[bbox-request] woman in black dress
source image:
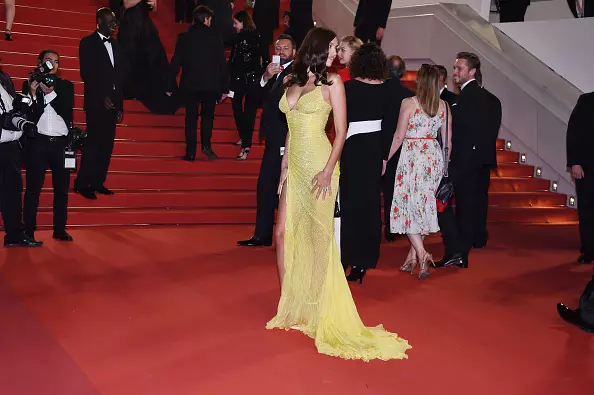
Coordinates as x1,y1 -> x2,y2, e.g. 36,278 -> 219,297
118,0 -> 178,114
228,10 -> 262,160
340,44 -> 400,283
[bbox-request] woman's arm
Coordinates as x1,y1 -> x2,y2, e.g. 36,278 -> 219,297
387,98 -> 412,161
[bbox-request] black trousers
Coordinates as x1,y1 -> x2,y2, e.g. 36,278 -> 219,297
24,135 -> 70,235
381,151 -> 400,238
254,144 -> 283,242
576,166 -> 594,257
184,91 -> 217,156
75,108 -> 117,190
473,166 -> 491,245
259,28 -> 274,65
231,82 -> 259,149
0,141 -> 24,240
175,0 -> 196,23
354,26 -> 381,45
437,203 -> 461,256
499,2 -> 529,23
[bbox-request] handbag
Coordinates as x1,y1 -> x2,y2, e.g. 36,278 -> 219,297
435,102 -> 454,204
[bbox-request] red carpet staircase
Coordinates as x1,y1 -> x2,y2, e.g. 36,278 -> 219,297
0,0 -> 577,227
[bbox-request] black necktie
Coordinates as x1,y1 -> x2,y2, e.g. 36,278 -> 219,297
102,37 -> 112,43
272,68 -> 286,91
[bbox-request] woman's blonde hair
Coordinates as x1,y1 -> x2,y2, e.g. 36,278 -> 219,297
340,35 -> 363,52
415,64 -> 441,117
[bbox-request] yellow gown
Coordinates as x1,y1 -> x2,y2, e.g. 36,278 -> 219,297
266,85 -> 411,361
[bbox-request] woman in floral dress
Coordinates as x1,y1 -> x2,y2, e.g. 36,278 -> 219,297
384,65 -> 452,279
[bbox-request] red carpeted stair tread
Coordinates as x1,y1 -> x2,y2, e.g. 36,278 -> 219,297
105,157 -> 261,174
111,141 -> 265,158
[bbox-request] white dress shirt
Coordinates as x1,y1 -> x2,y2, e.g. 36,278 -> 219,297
38,91 -> 69,137
97,31 -> 114,67
0,83 -> 23,143
260,61 -> 293,87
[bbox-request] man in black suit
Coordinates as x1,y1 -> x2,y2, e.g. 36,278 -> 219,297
436,52 -> 493,268
237,34 -> 296,247
289,0 -> 314,49
170,5 -> 229,161
253,0 -> 280,64
437,65 -> 457,108
498,0 -> 530,22
23,50 -> 74,242
0,65 -> 43,247
74,8 -> 123,200
353,0 -> 392,44
473,70 -> 501,248
567,0 -> 593,18
566,91 -> 594,264
200,0 -> 236,44
382,55 -> 414,242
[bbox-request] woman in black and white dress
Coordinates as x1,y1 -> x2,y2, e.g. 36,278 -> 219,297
340,44 -> 400,283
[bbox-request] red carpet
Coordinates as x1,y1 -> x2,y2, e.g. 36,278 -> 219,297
0,224 -> 592,394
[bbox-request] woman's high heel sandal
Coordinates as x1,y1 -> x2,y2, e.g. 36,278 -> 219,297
399,259 -> 417,274
346,266 -> 366,284
5,31 -> 12,41
237,147 -> 250,161
418,252 -> 434,280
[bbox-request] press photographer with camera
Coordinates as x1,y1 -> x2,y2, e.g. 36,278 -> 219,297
22,50 -> 75,242
0,62 -> 43,247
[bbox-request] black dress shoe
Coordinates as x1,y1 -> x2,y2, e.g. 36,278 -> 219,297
237,236 -> 272,247
578,254 -> 593,264
4,235 -> 43,247
74,186 -> 97,200
53,231 -> 73,242
384,232 -> 396,242
94,186 -> 115,195
202,147 -> 219,160
557,303 -> 594,333
456,258 -> 469,269
434,253 -> 464,268
346,267 -> 366,284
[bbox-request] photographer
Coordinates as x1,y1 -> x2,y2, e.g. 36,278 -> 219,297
23,50 -> 74,242
0,65 -> 43,247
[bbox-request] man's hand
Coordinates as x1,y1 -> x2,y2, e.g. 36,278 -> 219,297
29,80 -> 40,96
572,165 -> 585,181
39,83 -> 54,95
376,27 -> 385,42
116,110 -> 124,124
104,96 -> 116,110
263,61 -> 282,83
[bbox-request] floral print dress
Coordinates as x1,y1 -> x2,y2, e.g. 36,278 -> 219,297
390,97 -> 444,235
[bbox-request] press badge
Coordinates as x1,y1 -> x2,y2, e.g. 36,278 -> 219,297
65,148 -> 76,169
280,147 -> 285,156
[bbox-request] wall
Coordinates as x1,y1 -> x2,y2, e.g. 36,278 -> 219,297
389,0 -> 491,19
495,18 -> 594,93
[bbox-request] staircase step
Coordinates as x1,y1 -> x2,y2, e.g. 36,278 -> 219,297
106,157 -> 261,174
111,141 -> 264,158
73,98 -> 237,116
0,50 -> 80,70
0,40 -> 79,58
486,207 -> 577,224
488,192 -> 567,207
491,164 -> 534,178
114,127 -> 250,144
489,177 -> 550,192
496,151 -> 519,163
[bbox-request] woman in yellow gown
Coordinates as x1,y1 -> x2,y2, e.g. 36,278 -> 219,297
266,27 -> 411,361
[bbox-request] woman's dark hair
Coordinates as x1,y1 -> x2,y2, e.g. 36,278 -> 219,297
193,5 -> 214,25
233,10 -> 256,31
349,43 -> 388,81
38,49 -> 59,64
285,27 -> 337,88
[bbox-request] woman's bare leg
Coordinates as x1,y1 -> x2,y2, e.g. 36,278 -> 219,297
274,179 -> 288,288
5,0 -> 15,34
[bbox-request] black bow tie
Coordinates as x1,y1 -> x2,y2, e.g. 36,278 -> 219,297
102,37 -> 112,43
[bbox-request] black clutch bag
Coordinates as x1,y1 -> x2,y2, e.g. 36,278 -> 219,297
435,103 -> 453,204
69,126 -> 87,150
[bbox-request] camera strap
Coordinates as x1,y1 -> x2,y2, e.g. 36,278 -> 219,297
0,93 -> 7,113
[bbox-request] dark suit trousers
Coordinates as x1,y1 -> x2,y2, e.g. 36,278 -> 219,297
184,91 -> 217,156
576,166 -> 594,256
354,26 -> 381,45
437,203 -> 461,256
499,2 -> 529,22
231,82 -> 260,149
254,144 -> 283,242
451,161 -> 481,260
24,135 -> 70,235
259,29 -> 274,65
473,166 -> 491,244
0,141 -> 24,239
75,108 -> 117,190
382,151 -> 399,237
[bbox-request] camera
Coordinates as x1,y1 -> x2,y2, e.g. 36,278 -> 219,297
1,94 -> 37,137
29,60 -> 57,88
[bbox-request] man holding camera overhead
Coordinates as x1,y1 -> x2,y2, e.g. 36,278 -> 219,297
23,50 -> 75,242
0,62 -> 43,247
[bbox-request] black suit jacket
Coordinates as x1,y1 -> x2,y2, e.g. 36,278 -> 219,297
382,77 -> 414,159
23,78 -> 75,128
253,0 -> 280,34
567,0 -> 593,17
0,71 -> 19,141
440,88 -> 457,108
170,23 -> 229,95
258,64 -> 292,148
451,80 -> 495,168
79,32 -> 123,112
354,0 -> 391,37
200,0 -> 236,44
567,92 -> 594,167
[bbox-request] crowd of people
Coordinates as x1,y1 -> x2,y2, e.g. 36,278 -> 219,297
1,0 -> 592,358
